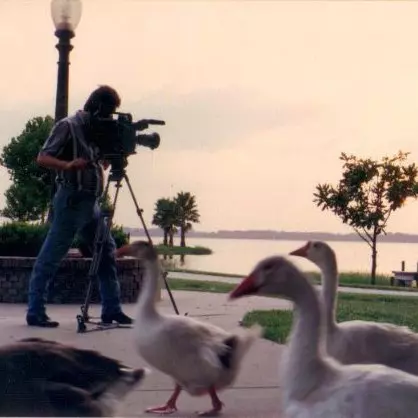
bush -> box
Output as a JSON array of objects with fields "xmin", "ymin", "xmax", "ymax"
[{"xmin": 0, "ymin": 221, "xmax": 129, "ymax": 257}]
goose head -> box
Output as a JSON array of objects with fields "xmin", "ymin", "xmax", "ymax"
[
  {"xmin": 229, "ymin": 255, "xmax": 305, "ymax": 301},
  {"xmin": 116, "ymin": 240, "xmax": 158, "ymax": 261},
  {"xmin": 289, "ymin": 240, "xmax": 336, "ymax": 271},
  {"xmin": 108, "ymin": 366, "xmax": 149, "ymax": 398}
]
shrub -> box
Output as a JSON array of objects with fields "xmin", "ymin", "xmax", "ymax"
[{"xmin": 0, "ymin": 221, "xmax": 129, "ymax": 257}]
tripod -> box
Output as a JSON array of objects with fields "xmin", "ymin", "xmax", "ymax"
[{"xmin": 76, "ymin": 164, "xmax": 181, "ymax": 333}]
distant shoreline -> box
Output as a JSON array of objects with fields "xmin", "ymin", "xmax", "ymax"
[{"xmin": 124, "ymin": 228, "xmax": 418, "ymax": 244}]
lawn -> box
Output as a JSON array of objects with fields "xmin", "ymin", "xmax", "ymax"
[
  {"xmin": 242, "ymin": 293, "xmax": 418, "ymax": 343},
  {"xmin": 168, "ymin": 278, "xmax": 234, "ymax": 294},
  {"xmin": 169, "ymin": 268, "xmax": 418, "ymax": 293},
  {"xmin": 168, "ymin": 277, "xmax": 418, "ymax": 344},
  {"xmin": 156, "ymin": 244, "xmax": 212, "ymax": 256}
]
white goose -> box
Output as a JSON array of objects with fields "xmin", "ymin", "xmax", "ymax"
[
  {"xmin": 0, "ymin": 337, "xmax": 147, "ymax": 417},
  {"xmin": 116, "ymin": 241, "xmax": 261, "ymax": 416},
  {"xmin": 290, "ymin": 240, "xmax": 418, "ymax": 374},
  {"xmin": 230, "ymin": 255, "xmax": 418, "ymax": 418}
]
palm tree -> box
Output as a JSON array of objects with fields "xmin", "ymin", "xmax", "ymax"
[
  {"xmin": 173, "ymin": 191, "xmax": 200, "ymax": 247},
  {"xmin": 152, "ymin": 198, "xmax": 177, "ymax": 246}
]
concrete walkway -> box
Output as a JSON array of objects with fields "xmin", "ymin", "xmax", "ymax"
[
  {"xmin": 2, "ymin": 273, "xmax": 415, "ymax": 417},
  {"xmin": 0, "ymin": 291, "xmax": 287, "ymax": 417},
  {"xmin": 167, "ymin": 271, "xmax": 418, "ymax": 298}
]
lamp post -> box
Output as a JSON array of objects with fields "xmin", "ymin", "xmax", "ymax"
[
  {"xmin": 51, "ymin": 0, "xmax": 82, "ymax": 122},
  {"xmin": 47, "ymin": 0, "xmax": 82, "ymax": 223}
]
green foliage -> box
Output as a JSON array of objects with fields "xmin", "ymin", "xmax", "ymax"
[
  {"xmin": 314, "ymin": 151, "xmax": 418, "ymax": 232},
  {"xmin": 0, "ymin": 222, "xmax": 49, "ymax": 257},
  {"xmin": 242, "ymin": 293, "xmax": 418, "ymax": 344},
  {"xmin": 152, "ymin": 198, "xmax": 178, "ymax": 245},
  {"xmin": 0, "ymin": 221, "xmax": 129, "ymax": 257},
  {"xmin": 0, "ymin": 116, "xmax": 54, "ymax": 222},
  {"xmin": 105, "ymin": 224, "xmax": 129, "ymax": 248},
  {"xmin": 152, "ymin": 192, "xmax": 201, "ymax": 247},
  {"xmin": 167, "ymin": 278, "xmax": 234, "ymax": 294},
  {"xmin": 155, "ymin": 244, "xmax": 212, "ymax": 255},
  {"xmin": 99, "ymin": 192, "xmax": 114, "ymax": 212},
  {"xmin": 314, "ymin": 151, "xmax": 418, "ymax": 283},
  {"xmin": 173, "ymin": 191, "xmax": 200, "ymax": 247}
]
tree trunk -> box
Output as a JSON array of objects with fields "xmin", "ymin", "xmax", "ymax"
[
  {"xmin": 370, "ymin": 238, "xmax": 377, "ymax": 285},
  {"xmin": 169, "ymin": 231, "xmax": 174, "ymax": 247},
  {"xmin": 163, "ymin": 229, "xmax": 168, "ymax": 246},
  {"xmin": 180, "ymin": 225, "xmax": 186, "ymax": 247}
]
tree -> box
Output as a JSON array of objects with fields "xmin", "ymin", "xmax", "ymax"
[
  {"xmin": 314, "ymin": 151, "xmax": 418, "ymax": 284},
  {"xmin": 0, "ymin": 116, "xmax": 54, "ymax": 223},
  {"xmin": 174, "ymin": 191, "xmax": 200, "ymax": 247},
  {"xmin": 152, "ymin": 198, "xmax": 178, "ymax": 246}
]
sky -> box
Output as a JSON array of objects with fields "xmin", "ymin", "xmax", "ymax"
[{"xmin": 2, "ymin": 0, "xmax": 418, "ymax": 234}]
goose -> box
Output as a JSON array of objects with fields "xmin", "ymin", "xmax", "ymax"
[
  {"xmin": 229, "ymin": 255, "xmax": 418, "ymax": 418},
  {"xmin": 289, "ymin": 240, "xmax": 418, "ymax": 373},
  {"xmin": 0, "ymin": 337, "xmax": 147, "ymax": 417},
  {"xmin": 116, "ymin": 240, "xmax": 262, "ymax": 416}
]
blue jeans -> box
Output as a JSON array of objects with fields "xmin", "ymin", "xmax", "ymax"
[{"xmin": 27, "ymin": 186, "xmax": 122, "ymax": 317}]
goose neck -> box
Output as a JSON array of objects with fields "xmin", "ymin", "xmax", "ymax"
[
  {"xmin": 136, "ymin": 260, "xmax": 160, "ymax": 319},
  {"xmin": 320, "ymin": 258, "xmax": 339, "ymax": 331},
  {"xmin": 283, "ymin": 278, "xmax": 329, "ymax": 399}
]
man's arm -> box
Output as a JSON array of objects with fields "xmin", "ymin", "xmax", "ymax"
[
  {"xmin": 37, "ymin": 119, "xmax": 88, "ymax": 171},
  {"xmin": 37, "ymin": 154, "xmax": 88, "ymax": 171},
  {"xmin": 37, "ymin": 154, "xmax": 69, "ymax": 171}
]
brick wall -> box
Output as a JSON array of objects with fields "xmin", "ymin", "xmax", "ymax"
[{"xmin": 0, "ymin": 257, "xmax": 144, "ymax": 304}]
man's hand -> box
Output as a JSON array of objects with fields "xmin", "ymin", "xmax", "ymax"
[
  {"xmin": 101, "ymin": 160, "xmax": 110, "ymax": 170},
  {"xmin": 65, "ymin": 158, "xmax": 89, "ymax": 171}
]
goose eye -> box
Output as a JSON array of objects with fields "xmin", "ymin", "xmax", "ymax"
[{"xmin": 263, "ymin": 261, "xmax": 278, "ymax": 272}]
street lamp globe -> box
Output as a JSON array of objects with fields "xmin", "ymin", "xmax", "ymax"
[
  {"xmin": 50, "ymin": 0, "xmax": 83, "ymax": 123},
  {"xmin": 51, "ymin": 0, "xmax": 82, "ymax": 33}
]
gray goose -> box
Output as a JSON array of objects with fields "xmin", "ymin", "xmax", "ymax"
[{"xmin": 0, "ymin": 337, "xmax": 147, "ymax": 417}]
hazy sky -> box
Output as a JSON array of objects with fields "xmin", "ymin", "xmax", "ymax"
[{"xmin": 2, "ymin": 0, "xmax": 418, "ymax": 234}]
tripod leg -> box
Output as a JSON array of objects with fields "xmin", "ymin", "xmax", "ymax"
[
  {"xmin": 123, "ymin": 173, "xmax": 181, "ymax": 316},
  {"xmin": 78, "ymin": 178, "xmax": 121, "ymax": 329},
  {"xmin": 160, "ymin": 271, "xmax": 180, "ymax": 315}
]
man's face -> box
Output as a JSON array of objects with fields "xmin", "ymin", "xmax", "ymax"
[{"xmin": 98, "ymin": 102, "xmax": 117, "ymax": 118}]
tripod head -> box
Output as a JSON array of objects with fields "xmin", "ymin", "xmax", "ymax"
[{"xmin": 106, "ymin": 156, "xmax": 128, "ymax": 182}]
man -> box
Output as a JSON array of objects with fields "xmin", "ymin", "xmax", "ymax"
[{"xmin": 26, "ymin": 85, "xmax": 133, "ymax": 327}]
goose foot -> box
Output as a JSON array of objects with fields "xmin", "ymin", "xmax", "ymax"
[
  {"xmin": 145, "ymin": 405, "xmax": 177, "ymax": 415},
  {"xmin": 197, "ymin": 407, "xmax": 223, "ymax": 417},
  {"xmin": 145, "ymin": 384, "xmax": 181, "ymax": 415},
  {"xmin": 196, "ymin": 387, "xmax": 223, "ymax": 416}
]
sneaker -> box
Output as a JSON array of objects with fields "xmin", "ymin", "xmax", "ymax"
[
  {"xmin": 26, "ymin": 314, "xmax": 59, "ymax": 328},
  {"xmin": 101, "ymin": 311, "xmax": 133, "ymax": 325}
]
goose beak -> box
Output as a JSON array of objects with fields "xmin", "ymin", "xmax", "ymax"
[
  {"xmin": 289, "ymin": 243, "xmax": 309, "ymax": 258},
  {"xmin": 115, "ymin": 244, "xmax": 132, "ymax": 258},
  {"xmin": 229, "ymin": 274, "xmax": 258, "ymax": 299}
]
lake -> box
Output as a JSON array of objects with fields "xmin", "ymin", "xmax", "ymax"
[{"xmin": 129, "ymin": 236, "xmax": 418, "ymax": 276}]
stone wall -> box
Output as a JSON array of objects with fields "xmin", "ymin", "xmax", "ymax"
[{"xmin": 0, "ymin": 256, "xmax": 144, "ymax": 304}]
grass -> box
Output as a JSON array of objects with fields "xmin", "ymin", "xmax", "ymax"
[
  {"xmin": 168, "ymin": 278, "xmax": 234, "ymax": 293},
  {"xmin": 168, "ymin": 268, "xmax": 243, "ymax": 278},
  {"xmin": 242, "ymin": 293, "xmax": 418, "ymax": 344},
  {"xmin": 155, "ymin": 244, "xmax": 212, "ymax": 256},
  {"xmin": 168, "ymin": 268, "xmax": 418, "ymax": 292},
  {"xmin": 307, "ymin": 271, "xmax": 418, "ymax": 292},
  {"xmin": 168, "ymin": 277, "xmax": 418, "ymax": 344}
]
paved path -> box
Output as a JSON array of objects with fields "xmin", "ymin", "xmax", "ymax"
[
  {"xmin": 0, "ymin": 291, "xmax": 287, "ymax": 417},
  {"xmin": 167, "ymin": 271, "xmax": 418, "ymax": 297},
  {"xmin": 2, "ymin": 273, "xmax": 416, "ymax": 417}
]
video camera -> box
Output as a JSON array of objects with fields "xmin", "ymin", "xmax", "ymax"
[{"xmin": 91, "ymin": 112, "xmax": 165, "ymax": 166}]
